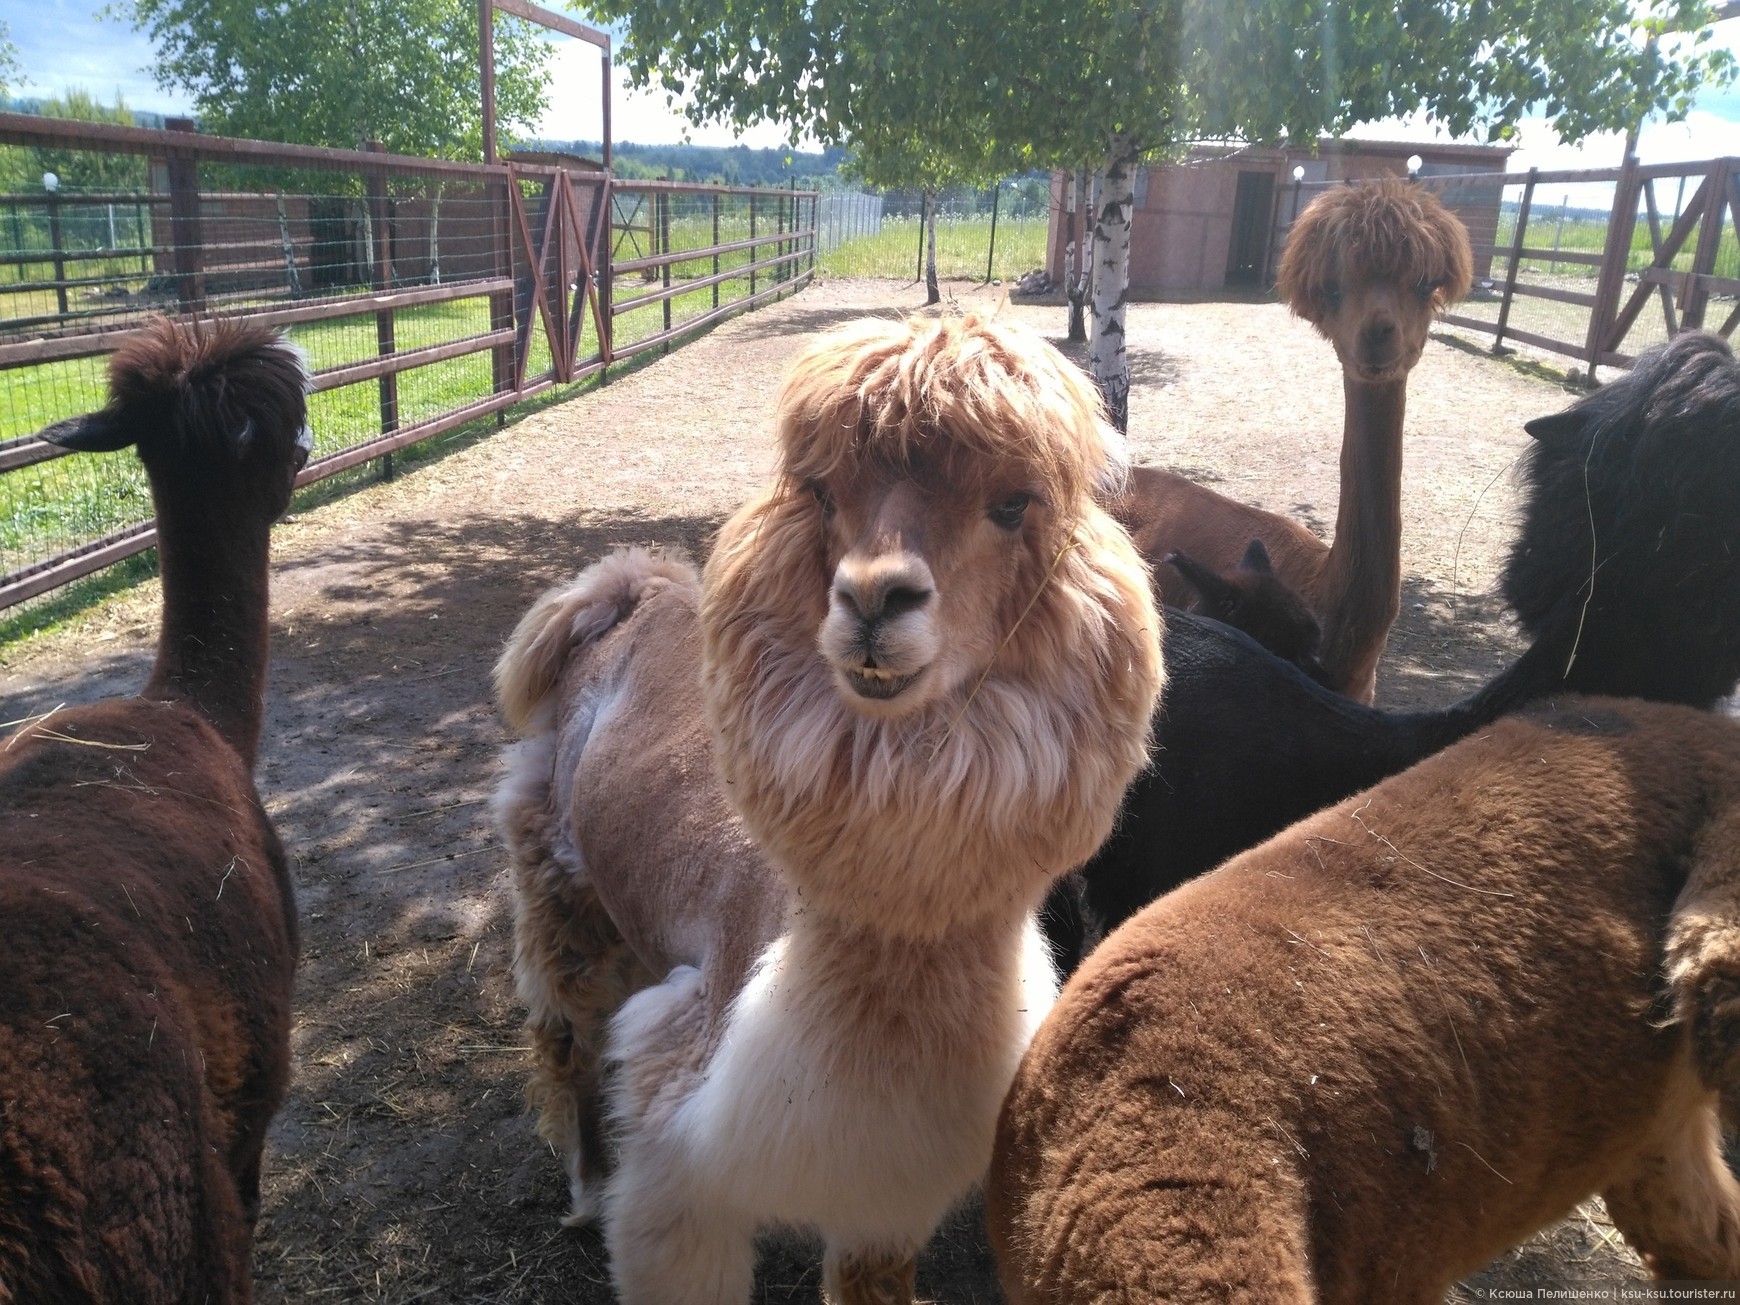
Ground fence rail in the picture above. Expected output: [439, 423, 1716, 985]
[0, 111, 818, 611]
[1280, 156, 1740, 377]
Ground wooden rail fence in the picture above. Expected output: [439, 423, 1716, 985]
[0, 110, 818, 611]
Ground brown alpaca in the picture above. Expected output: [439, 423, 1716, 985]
[494, 313, 1163, 1304]
[1113, 177, 1473, 702]
[989, 698, 1740, 1303]
[0, 318, 307, 1303]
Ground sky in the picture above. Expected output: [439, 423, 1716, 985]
[6, 0, 1739, 167]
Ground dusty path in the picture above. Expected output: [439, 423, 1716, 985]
[0, 277, 1644, 1301]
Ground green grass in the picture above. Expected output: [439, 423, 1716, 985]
[0, 251, 815, 605]
[1494, 201, 1739, 282]
[818, 213, 1048, 282]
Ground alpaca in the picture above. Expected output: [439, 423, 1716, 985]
[989, 697, 1740, 1301]
[0, 318, 307, 1303]
[1050, 329, 1740, 968]
[1164, 539, 1329, 684]
[1112, 177, 1474, 701]
[493, 313, 1163, 1304]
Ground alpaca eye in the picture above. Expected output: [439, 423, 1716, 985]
[1415, 278, 1443, 302]
[804, 479, 835, 519]
[989, 492, 1031, 531]
[1321, 283, 1342, 308]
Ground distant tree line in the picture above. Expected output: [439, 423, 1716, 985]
[539, 139, 851, 188]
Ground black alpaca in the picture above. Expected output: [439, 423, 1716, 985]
[0, 318, 308, 1303]
[1051, 330, 1740, 967]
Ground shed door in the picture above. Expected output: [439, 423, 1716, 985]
[1226, 171, 1276, 285]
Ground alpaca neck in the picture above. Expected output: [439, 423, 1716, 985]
[777, 899, 1052, 1079]
[145, 481, 273, 768]
[1315, 375, 1407, 695]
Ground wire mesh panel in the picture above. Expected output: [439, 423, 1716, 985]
[818, 180, 1051, 282]
[608, 182, 816, 361]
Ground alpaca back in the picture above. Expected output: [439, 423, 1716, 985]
[997, 698, 1740, 1301]
[1503, 331, 1740, 708]
[0, 702, 295, 1303]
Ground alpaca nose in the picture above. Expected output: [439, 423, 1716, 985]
[832, 559, 935, 632]
[1361, 315, 1397, 352]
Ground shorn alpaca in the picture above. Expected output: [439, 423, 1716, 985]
[1047, 329, 1740, 968]
[990, 697, 1740, 1300]
[494, 313, 1162, 1303]
[1113, 177, 1473, 701]
[0, 318, 307, 1302]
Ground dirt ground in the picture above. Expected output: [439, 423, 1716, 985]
[0, 276, 1665, 1301]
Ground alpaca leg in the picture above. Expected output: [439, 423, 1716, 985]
[823, 1244, 918, 1305]
[1603, 1103, 1740, 1279]
[604, 967, 754, 1304]
[510, 836, 653, 1225]
[605, 1148, 756, 1305]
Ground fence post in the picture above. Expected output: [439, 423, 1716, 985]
[749, 188, 758, 297]
[660, 189, 672, 352]
[985, 181, 1001, 284]
[915, 194, 926, 281]
[488, 167, 515, 417]
[1682, 157, 1732, 333]
[712, 191, 720, 310]
[1493, 169, 1536, 354]
[1586, 152, 1642, 378]
[165, 117, 205, 314]
[45, 187, 67, 318]
[366, 141, 398, 478]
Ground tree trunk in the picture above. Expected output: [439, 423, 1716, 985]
[1065, 168, 1089, 342]
[925, 189, 940, 305]
[428, 181, 443, 286]
[1089, 143, 1137, 433]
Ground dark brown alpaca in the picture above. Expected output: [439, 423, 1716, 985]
[992, 698, 1740, 1302]
[0, 318, 308, 1303]
[1114, 178, 1473, 701]
[1165, 539, 1329, 684]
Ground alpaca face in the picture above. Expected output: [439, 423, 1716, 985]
[812, 467, 1049, 719]
[1313, 271, 1441, 384]
[1275, 177, 1474, 387]
[699, 313, 1165, 936]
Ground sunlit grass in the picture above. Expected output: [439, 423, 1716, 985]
[819, 214, 1048, 282]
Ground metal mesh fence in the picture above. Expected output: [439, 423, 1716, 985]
[818, 181, 1053, 283]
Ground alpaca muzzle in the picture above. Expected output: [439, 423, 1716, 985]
[822, 558, 938, 707]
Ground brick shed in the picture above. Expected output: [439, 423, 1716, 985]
[1045, 138, 1512, 296]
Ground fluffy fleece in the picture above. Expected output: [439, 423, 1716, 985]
[494, 312, 1162, 1303]
[993, 697, 1740, 1301]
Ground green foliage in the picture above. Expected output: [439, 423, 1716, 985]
[0, 89, 149, 192]
[0, 21, 19, 100]
[116, 0, 554, 159]
[576, 0, 1737, 174]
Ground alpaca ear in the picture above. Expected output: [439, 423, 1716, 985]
[35, 412, 135, 453]
[1523, 409, 1587, 449]
[1165, 550, 1237, 613]
[1237, 537, 1275, 575]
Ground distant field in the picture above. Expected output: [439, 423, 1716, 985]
[819, 213, 1048, 282]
